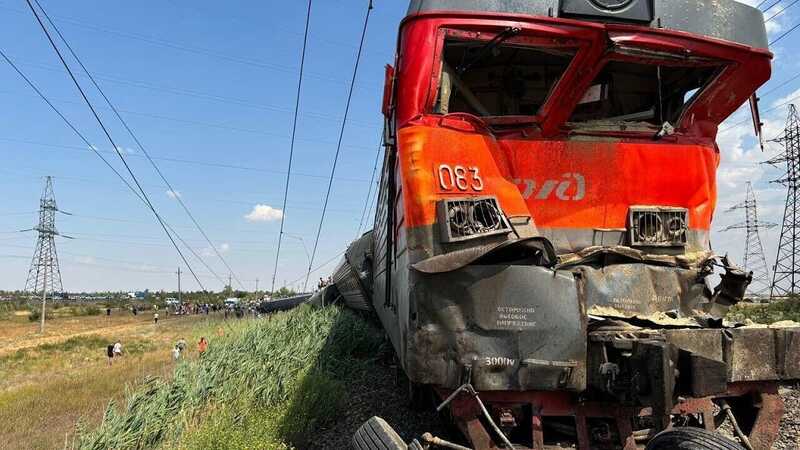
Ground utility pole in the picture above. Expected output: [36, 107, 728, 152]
[228, 273, 232, 291]
[767, 105, 800, 299]
[722, 182, 776, 298]
[255, 278, 259, 293]
[24, 177, 70, 333]
[177, 267, 182, 303]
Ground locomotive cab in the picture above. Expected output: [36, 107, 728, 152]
[334, 1, 800, 448]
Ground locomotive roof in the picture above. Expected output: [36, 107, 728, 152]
[407, 0, 768, 50]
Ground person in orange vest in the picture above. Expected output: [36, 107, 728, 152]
[198, 336, 208, 358]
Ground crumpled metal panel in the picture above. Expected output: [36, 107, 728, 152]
[726, 328, 780, 382]
[664, 327, 800, 382]
[408, 265, 586, 391]
[580, 263, 708, 320]
[779, 328, 800, 379]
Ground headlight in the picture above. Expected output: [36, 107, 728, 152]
[438, 197, 510, 243]
[629, 207, 687, 247]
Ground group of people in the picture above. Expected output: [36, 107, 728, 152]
[171, 336, 208, 361]
[317, 277, 333, 290]
[107, 336, 210, 366]
[106, 341, 123, 365]
[170, 303, 217, 316]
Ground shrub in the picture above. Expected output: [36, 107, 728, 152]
[76, 305, 383, 450]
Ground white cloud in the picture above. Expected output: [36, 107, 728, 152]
[166, 189, 182, 199]
[201, 242, 231, 256]
[75, 256, 96, 265]
[244, 204, 283, 222]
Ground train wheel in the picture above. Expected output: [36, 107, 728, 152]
[646, 427, 745, 450]
[352, 416, 407, 450]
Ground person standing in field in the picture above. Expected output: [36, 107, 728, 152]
[113, 341, 123, 358]
[106, 344, 114, 366]
[154, 312, 159, 325]
[198, 337, 208, 358]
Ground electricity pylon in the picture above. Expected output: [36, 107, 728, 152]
[767, 105, 800, 299]
[22, 176, 72, 332]
[722, 182, 776, 298]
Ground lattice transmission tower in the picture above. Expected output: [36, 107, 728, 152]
[722, 182, 776, 297]
[23, 176, 68, 297]
[767, 105, 800, 298]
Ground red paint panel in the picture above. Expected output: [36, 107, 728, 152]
[501, 139, 718, 230]
[398, 125, 718, 231]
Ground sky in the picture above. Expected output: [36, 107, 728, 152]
[0, 0, 797, 293]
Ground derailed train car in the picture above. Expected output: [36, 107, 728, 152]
[326, 1, 800, 448]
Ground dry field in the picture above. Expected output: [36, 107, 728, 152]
[0, 307, 224, 450]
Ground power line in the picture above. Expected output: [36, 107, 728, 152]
[8, 54, 380, 129]
[24, 0, 204, 290]
[0, 3, 383, 90]
[272, 0, 312, 294]
[761, 0, 783, 13]
[356, 130, 383, 237]
[0, 166, 365, 214]
[9, 1, 206, 290]
[761, 73, 800, 99]
[0, 136, 372, 182]
[304, 0, 373, 291]
[32, 0, 242, 289]
[770, 21, 800, 45]
[765, 0, 800, 22]
[720, 93, 800, 133]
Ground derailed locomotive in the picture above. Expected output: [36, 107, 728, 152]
[322, 0, 800, 448]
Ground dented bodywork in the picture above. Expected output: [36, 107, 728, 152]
[329, 0, 798, 448]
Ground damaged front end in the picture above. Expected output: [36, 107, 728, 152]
[393, 237, 794, 447]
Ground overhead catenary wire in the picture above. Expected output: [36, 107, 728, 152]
[761, 0, 783, 13]
[0, 136, 372, 182]
[356, 130, 384, 237]
[0, 3, 385, 89]
[32, 0, 242, 289]
[16, 0, 206, 290]
[8, 54, 380, 129]
[304, 0, 374, 291]
[272, 0, 313, 294]
[0, 47, 224, 286]
[765, 0, 800, 22]
[770, 21, 800, 45]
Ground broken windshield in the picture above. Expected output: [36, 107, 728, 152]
[568, 60, 721, 126]
[433, 38, 575, 120]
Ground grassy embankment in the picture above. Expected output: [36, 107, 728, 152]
[0, 311, 222, 450]
[73, 305, 383, 450]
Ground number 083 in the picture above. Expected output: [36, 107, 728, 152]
[438, 164, 483, 191]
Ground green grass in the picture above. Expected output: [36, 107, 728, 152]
[28, 304, 102, 322]
[0, 335, 155, 371]
[74, 305, 383, 450]
[727, 298, 800, 324]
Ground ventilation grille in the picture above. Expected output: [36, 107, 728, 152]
[629, 207, 688, 247]
[439, 197, 510, 243]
